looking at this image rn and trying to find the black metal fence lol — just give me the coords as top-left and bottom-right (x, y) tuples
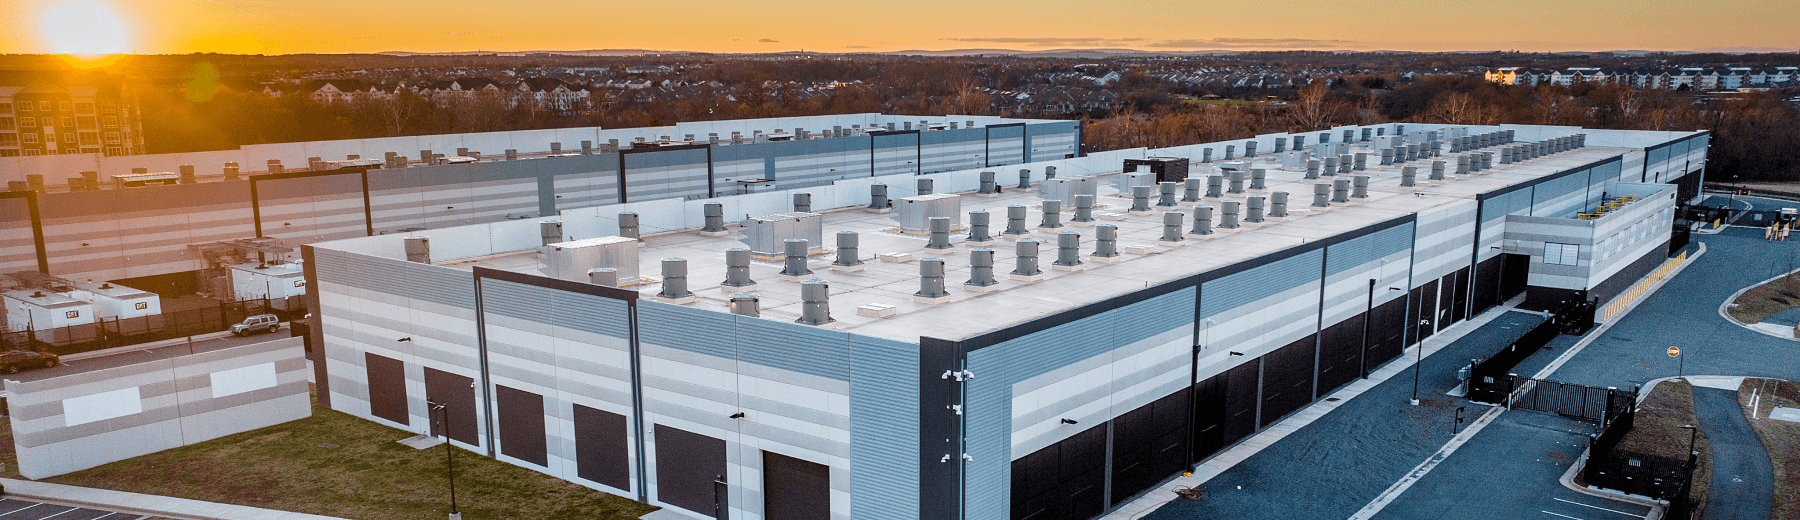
(1509, 378), (1636, 424)
(1465, 300), (1595, 403)
(1, 297), (304, 356)
(1583, 404), (1697, 512)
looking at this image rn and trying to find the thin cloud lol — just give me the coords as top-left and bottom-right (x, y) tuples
(844, 45), (871, 49)
(758, 38), (779, 43)
(940, 37), (1144, 47)
(1149, 38), (1361, 49)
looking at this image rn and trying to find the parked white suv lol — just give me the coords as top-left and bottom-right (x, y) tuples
(231, 314), (282, 336)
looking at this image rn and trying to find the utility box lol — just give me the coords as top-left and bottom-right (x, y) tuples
(1123, 157), (1191, 184)
(4, 290), (96, 340)
(892, 195), (962, 233)
(1115, 172), (1158, 197)
(542, 236), (641, 282)
(1040, 176), (1098, 205)
(1314, 143), (1347, 157)
(70, 282), (164, 336)
(741, 213), (826, 254)
(230, 262), (307, 310)
(1279, 151), (1312, 170)
(1374, 135), (1406, 150)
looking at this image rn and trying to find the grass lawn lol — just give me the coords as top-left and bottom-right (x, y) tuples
(1, 392), (656, 520)
(1727, 272), (1800, 325)
(1613, 379), (1713, 511)
(1741, 378), (1800, 520)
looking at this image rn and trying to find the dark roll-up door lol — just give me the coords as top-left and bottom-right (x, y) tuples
(1190, 373), (1226, 464)
(655, 425), (728, 517)
(1473, 256), (1502, 315)
(1500, 253), (1530, 301)
(364, 352), (408, 425)
(1110, 389), (1191, 506)
(1221, 361), (1261, 445)
(1451, 266), (1472, 323)
(1259, 335), (1318, 427)
(574, 404), (631, 492)
(423, 367), (478, 445)
(1010, 423), (1106, 520)
(496, 385), (547, 466)
(1367, 297), (1410, 365)
(764, 451), (831, 520)
(1316, 314), (1365, 396)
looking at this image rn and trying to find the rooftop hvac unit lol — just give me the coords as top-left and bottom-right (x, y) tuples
(741, 213), (825, 255)
(1279, 151), (1312, 170)
(892, 195), (963, 233)
(1122, 157), (1191, 184)
(1373, 135), (1405, 150)
(542, 236), (641, 282)
(1115, 171), (1157, 196)
(1315, 143), (1348, 157)
(1040, 176), (1098, 206)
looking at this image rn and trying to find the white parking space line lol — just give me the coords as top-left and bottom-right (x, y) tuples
(1553, 498), (1646, 518)
(1543, 511), (1587, 520)
(2, 503), (45, 516)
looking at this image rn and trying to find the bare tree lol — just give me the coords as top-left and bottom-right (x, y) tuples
(1286, 81), (1336, 130)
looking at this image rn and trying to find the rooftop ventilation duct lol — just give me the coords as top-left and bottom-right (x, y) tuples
(1017, 169), (1033, 191)
(1354, 152), (1368, 171)
(618, 212), (642, 242)
(1072, 194), (1096, 224)
(1352, 176), (1370, 199)
(1219, 201), (1241, 229)
(1052, 231), (1083, 271)
(588, 268), (618, 286)
(1128, 185), (1154, 213)
(1500, 148), (1514, 165)
(1250, 169), (1267, 191)
(1190, 206), (1214, 236)
(1045, 166), (1057, 179)
(779, 238), (814, 281)
(1227, 171), (1246, 194)
(1244, 140), (1258, 157)
(1183, 179), (1202, 203)
(1326, 156), (1343, 176)
(1306, 159), (1321, 179)
(868, 184), (893, 213)
(915, 258), (951, 303)
(978, 171), (998, 196)
(1381, 148), (1395, 166)
(1223, 145), (1235, 160)
(832, 232), (864, 272)
(658, 258), (695, 303)
(797, 280), (834, 328)
(1456, 156), (1471, 176)
(1157, 182), (1179, 208)
(543, 236), (639, 282)
(1040, 200), (1065, 229)
(966, 248), (999, 292)
(1094, 224), (1121, 261)
(743, 213), (824, 254)
(1269, 192), (1289, 218)
(1431, 161), (1447, 181)
(794, 192), (812, 213)
(1400, 167), (1417, 187)
(1313, 182), (1332, 208)
(1273, 137), (1287, 154)
(1201, 148), (1213, 163)
(1206, 175), (1225, 199)
(541, 220), (564, 246)
(1245, 197), (1266, 223)
(917, 178), (933, 196)
(701, 203), (729, 236)
(926, 217), (955, 253)
(1160, 212), (1187, 245)
(724, 248), (758, 290)
(1003, 205), (1030, 238)
(1011, 239), (1042, 281)
(730, 293), (759, 317)
(405, 236), (431, 263)
(968, 211), (994, 246)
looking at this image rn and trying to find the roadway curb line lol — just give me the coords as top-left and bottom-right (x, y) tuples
(1716, 264), (1800, 342)
(1348, 244), (1705, 520)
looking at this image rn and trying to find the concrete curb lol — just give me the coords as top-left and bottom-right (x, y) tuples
(59, 331), (237, 363)
(0, 478), (351, 520)
(1559, 448), (1667, 520)
(1716, 265), (1800, 342)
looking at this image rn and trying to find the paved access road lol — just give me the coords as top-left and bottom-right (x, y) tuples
(1692, 387), (1773, 520)
(5, 329), (296, 385)
(0, 498), (145, 520)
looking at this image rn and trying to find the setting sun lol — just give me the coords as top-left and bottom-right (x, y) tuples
(38, 0), (129, 57)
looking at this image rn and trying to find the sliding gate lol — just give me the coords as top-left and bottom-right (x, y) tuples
(1503, 377), (1635, 424)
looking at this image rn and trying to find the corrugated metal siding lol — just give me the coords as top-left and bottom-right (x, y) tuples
(636, 301), (736, 360)
(623, 148), (709, 201)
(548, 290), (630, 339)
(848, 335), (920, 520)
(1007, 289), (1195, 382)
(1590, 159), (1623, 185)
(481, 279), (555, 321)
(1201, 249), (1324, 318)
(734, 316), (850, 381)
(963, 351), (1010, 520)
(313, 247), (474, 309)
(1325, 224), (1413, 276)
(1482, 190), (1531, 223)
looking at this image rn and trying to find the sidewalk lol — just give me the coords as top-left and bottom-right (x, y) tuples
(0, 478), (350, 520)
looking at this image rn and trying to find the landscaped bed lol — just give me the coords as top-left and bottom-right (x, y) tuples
(1611, 378), (1713, 514)
(1741, 378), (1800, 520)
(0, 392), (656, 520)
(1727, 272), (1800, 326)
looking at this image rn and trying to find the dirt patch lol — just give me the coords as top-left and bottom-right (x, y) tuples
(1741, 378), (1800, 520)
(1547, 451), (1569, 461)
(1729, 272), (1800, 325)
(1616, 379), (1714, 512)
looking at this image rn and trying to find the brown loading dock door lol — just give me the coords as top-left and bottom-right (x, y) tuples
(655, 425), (729, 518)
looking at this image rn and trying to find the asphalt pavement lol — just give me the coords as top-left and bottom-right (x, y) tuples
(3, 328), (297, 385)
(0, 498), (145, 520)
(1692, 387), (1773, 520)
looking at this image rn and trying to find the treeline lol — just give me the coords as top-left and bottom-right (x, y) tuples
(1084, 77), (1800, 182)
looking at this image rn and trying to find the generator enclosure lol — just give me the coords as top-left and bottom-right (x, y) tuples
(1123, 157), (1191, 184)
(542, 236), (642, 281)
(892, 196), (963, 233)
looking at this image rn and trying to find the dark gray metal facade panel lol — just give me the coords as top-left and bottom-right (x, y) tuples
(365, 351), (409, 425)
(1324, 223), (1412, 277)
(849, 334), (922, 520)
(312, 247), (475, 310)
(636, 301), (737, 361)
(653, 424), (728, 516)
(574, 403), (632, 492)
(1481, 189), (1532, 223)
(424, 366), (480, 445)
(496, 384), (549, 466)
(764, 451), (832, 520)
(1200, 249), (1325, 318)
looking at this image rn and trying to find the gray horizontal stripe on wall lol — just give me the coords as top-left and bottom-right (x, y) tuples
(328, 375), (370, 402)
(1202, 249), (1323, 318)
(1013, 360), (1186, 433)
(16, 381), (303, 448)
(736, 394), (851, 431)
(1012, 325), (1189, 398)
(737, 420), (853, 460)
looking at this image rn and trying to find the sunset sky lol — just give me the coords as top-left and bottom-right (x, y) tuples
(2, 0), (1797, 56)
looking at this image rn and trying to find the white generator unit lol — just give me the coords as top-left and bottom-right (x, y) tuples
(1114, 172), (1157, 197)
(542, 236), (641, 282)
(70, 282), (161, 319)
(4, 290), (95, 332)
(742, 213), (826, 254)
(892, 195), (962, 233)
(230, 262), (307, 302)
(1040, 177), (1098, 206)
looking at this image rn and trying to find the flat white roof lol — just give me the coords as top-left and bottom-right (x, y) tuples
(431, 143), (1633, 343)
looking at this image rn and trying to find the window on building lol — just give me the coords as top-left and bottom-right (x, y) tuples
(100, 100), (116, 111)
(16, 102), (29, 112)
(0, 118), (11, 131)
(63, 133), (74, 144)
(23, 149), (39, 156)
(104, 132), (120, 144)
(0, 103), (11, 113)
(37, 102), (51, 112)
(22, 133), (38, 144)
(60, 117), (73, 128)
(74, 102), (94, 114)
(0, 133), (15, 146)
(19, 117), (34, 127)
(58, 101), (70, 112)
(78, 132), (97, 145)
(0, 150), (18, 157)
(80, 148), (99, 154)
(104, 147), (122, 156)
(76, 116), (95, 129)
(102, 116), (118, 128)
(1543, 242), (1580, 266)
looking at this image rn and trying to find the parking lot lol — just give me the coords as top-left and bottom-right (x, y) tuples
(0, 498), (146, 520)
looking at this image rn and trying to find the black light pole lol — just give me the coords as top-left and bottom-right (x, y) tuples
(429, 401), (460, 520)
